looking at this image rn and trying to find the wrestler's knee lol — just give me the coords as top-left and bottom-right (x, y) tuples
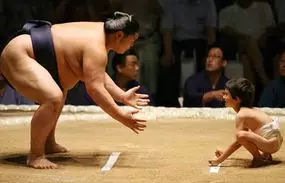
(42, 92), (64, 114)
(236, 131), (249, 143)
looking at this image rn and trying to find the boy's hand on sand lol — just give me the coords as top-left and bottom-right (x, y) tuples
(208, 158), (221, 166)
(118, 107), (147, 134)
(209, 149), (223, 166)
(215, 149), (223, 158)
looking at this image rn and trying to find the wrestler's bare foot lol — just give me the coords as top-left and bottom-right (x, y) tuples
(45, 143), (68, 154)
(27, 155), (58, 169)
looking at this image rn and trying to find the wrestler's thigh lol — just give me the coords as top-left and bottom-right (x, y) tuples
(1, 55), (63, 104)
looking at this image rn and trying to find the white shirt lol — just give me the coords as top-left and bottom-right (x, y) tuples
(219, 2), (275, 39)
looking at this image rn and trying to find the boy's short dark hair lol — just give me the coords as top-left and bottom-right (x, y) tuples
(104, 12), (139, 36)
(226, 78), (255, 107)
(112, 49), (138, 73)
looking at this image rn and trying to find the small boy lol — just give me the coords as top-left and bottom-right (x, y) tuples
(208, 78), (283, 167)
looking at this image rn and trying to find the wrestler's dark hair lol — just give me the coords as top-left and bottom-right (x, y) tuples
(112, 49), (138, 73)
(104, 12), (139, 36)
(226, 78), (255, 107)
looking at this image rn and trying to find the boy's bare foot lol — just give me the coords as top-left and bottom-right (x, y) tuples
(261, 152), (272, 161)
(45, 143), (68, 154)
(250, 157), (271, 168)
(27, 155), (58, 169)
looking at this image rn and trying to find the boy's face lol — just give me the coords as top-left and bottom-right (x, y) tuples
(223, 89), (240, 108)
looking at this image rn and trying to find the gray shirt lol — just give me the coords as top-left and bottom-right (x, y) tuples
(161, 0), (217, 41)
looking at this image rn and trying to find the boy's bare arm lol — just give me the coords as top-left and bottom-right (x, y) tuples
(209, 140), (241, 165)
(209, 116), (246, 165)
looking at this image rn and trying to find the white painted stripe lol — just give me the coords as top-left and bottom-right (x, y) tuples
(101, 152), (121, 172)
(209, 164), (221, 173)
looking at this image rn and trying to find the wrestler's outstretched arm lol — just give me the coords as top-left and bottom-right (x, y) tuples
(104, 72), (150, 108)
(83, 46), (146, 133)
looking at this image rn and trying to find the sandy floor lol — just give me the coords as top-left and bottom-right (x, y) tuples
(0, 118), (284, 183)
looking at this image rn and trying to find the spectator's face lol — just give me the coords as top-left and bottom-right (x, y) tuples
(206, 48), (226, 72)
(114, 32), (139, 54)
(279, 52), (285, 76)
(118, 55), (139, 80)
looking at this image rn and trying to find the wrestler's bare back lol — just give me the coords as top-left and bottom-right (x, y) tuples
(52, 22), (107, 89)
(1, 22), (106, 90)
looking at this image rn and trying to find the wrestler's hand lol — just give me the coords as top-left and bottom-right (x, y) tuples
(118, 107), (147, 134)
(122, 86), (150, 109)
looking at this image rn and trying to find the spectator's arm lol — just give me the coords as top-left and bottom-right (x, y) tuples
(221, 26), (249, 40)
(259, 2), (276, 38)
(160, 0), (174, 64)
(202, 91), (216, 106)
(162, 30), (173, 56)
(206, 0), (217, 45)
(183, 77), (214, 107)
(263, 2), (276, 28)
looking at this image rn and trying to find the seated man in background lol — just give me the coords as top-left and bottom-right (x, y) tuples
(183, 46), (229, 107)
(84, 49), (154, 106)
(0, 75), (34, 105)
(258, 48), (285, 107)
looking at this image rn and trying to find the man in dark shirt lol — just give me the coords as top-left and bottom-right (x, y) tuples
(80, 49), (154, 106)
(183, 46), (229, 107)
(259, 49), (285, 107)
(110, 49), (154, 106)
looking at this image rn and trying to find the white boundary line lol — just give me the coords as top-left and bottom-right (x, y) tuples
(209, 164), (221, 173)
(101, 152), (121, 172)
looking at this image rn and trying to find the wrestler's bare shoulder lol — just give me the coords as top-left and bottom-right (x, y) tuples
(51, 22), (105, 44)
